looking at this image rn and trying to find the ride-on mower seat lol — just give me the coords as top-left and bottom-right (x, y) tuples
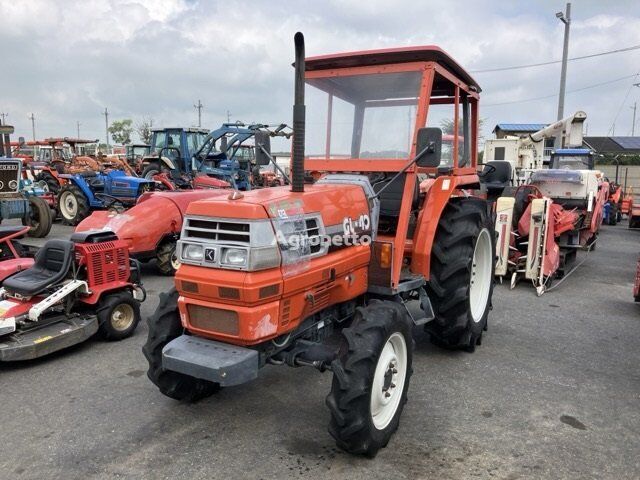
(3, 240), (74, 297)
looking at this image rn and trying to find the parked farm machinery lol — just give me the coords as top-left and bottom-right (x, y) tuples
(0, 229), (144, 361)
(489, 148), (607, 295)
(144, 33), (495, 457)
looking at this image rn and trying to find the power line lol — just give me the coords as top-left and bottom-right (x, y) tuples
(607, 72), (640, 135)
(483, 73), (639, 108)
(470, 44), (640, 74)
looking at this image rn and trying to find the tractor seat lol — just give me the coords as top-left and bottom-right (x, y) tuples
(79, 171), (98, 178)
(87, 177), (105, 189)
(373, 174), (419, 217)
(480, 161), (512, 191)
(3, 240), (74, 297)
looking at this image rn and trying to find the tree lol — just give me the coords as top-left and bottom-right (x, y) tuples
(440, 117), (485, 136)
(136, 117), (154, 144)
(108, 119), (133, 145)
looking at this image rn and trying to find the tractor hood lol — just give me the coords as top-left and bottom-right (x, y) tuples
(185, 183), (371, 228)
(76, 189), (229, 253)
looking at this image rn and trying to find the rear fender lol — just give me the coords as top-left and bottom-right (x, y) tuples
(65, 177), (97, 204)
(410, 174), (483, 279)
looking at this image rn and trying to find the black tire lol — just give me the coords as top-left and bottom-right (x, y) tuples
(156, 240), (179, 275)
(22, 196), (53, 238)
(142, 288), (220, 401)
(608, 205), (618, 226)
(326, 300), (413, 457)
(425, 198), (494, 351)
(96, 291), (141, 340)
(58, 184), (90, 226)
(35, 171), (61, 194)
(142, 162), (162, 180)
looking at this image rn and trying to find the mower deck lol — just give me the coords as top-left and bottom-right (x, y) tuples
(0, 314), (98, 362)
(162, 335), (259, 387)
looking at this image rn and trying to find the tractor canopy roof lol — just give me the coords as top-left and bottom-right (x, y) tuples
(150, 127), (209, 134)
(44, 137), (98, 145)
(305, 46), (480, 92)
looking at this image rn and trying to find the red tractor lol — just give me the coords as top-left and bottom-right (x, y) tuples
(144, 34), (494, 456)
(76, 189), (229, 275)
(0, 230), (144, 361)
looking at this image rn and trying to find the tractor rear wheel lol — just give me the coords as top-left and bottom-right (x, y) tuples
(143, 288), (220, 401)
(58, 184), (90, 226)
(425, 198), (494, 351)
(156, 240), (180, 275)
(22, 196), (53, 238)
(142, 162), (162, 180)
(326, 300), (413, 457)
(35, 171), (61, 194)
(97, 291), (141, 340)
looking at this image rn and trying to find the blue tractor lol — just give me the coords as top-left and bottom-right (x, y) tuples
(57, 169), (155, 226)
(188, 123), (291, 190)
(0, 126), (53, 238)
(139, 127), (210, 179)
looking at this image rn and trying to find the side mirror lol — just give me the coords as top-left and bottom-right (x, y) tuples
(415, 127), (442, 167)
(254, 131), (271, 166)
(18, 136), (25, 146)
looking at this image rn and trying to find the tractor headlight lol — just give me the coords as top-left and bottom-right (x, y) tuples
(221, 248), (247, 267)
(182, 244), (204, 263)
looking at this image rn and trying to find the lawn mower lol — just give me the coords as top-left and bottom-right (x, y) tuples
(144, 33), (495, 457)
(0, 225), (37, 283)
(75, 189), (230, 275)
(0, 229), (144, 361)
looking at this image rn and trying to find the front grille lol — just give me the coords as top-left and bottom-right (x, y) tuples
(188, 304), (239, 335)
(184, 217), (251, 244)
(0, 160), (21, 193)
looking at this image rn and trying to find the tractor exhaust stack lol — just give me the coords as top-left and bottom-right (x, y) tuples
(291, 32), (305, 193)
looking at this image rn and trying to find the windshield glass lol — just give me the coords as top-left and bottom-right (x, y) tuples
(306, 71), (422, 159)
(553, 155), (591, 170)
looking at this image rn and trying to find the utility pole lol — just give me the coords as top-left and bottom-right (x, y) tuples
(194, 100), (203, 127)
(28, 113), (36, 141)
(556, 3), (571, 121)
(632, 103), (637, 136)
(226, 110), (232, 123)
(77, 120), (81, 138)
(102, 108), (110, 152)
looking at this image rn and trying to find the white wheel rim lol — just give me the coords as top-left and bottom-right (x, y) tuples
(470, 228), (492, 323)
(111, 303), (135, 331)
(60, 191), (78, 218)
(370, 332), (407, 430)
(171, 250), (181, 270)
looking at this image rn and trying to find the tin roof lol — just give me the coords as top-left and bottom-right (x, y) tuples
(493, 123), (547, 133)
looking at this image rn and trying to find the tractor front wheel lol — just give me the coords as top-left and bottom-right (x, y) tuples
(156, 240), (180, 275)
(22, 196), (53, 238)
(35, 171), (61, 194)
(58, 184), (90, 226)
(97, 291), (141, 340)
(142, 162), (162, 180)
(326, 300), (413, 457)
(143, 288), (220, 401)
(425, 198), (494, 351)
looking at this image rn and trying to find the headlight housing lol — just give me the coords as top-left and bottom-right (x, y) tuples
(221, 248), (247, 267)
(178, 218), (280, 271)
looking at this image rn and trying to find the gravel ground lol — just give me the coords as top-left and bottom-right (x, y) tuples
(0, 221), (638, 480)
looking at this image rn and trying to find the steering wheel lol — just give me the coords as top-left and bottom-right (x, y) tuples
(479, 163), (497, 178)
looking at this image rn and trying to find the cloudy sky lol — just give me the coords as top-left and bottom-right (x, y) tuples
(2, 0), (640, 147)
